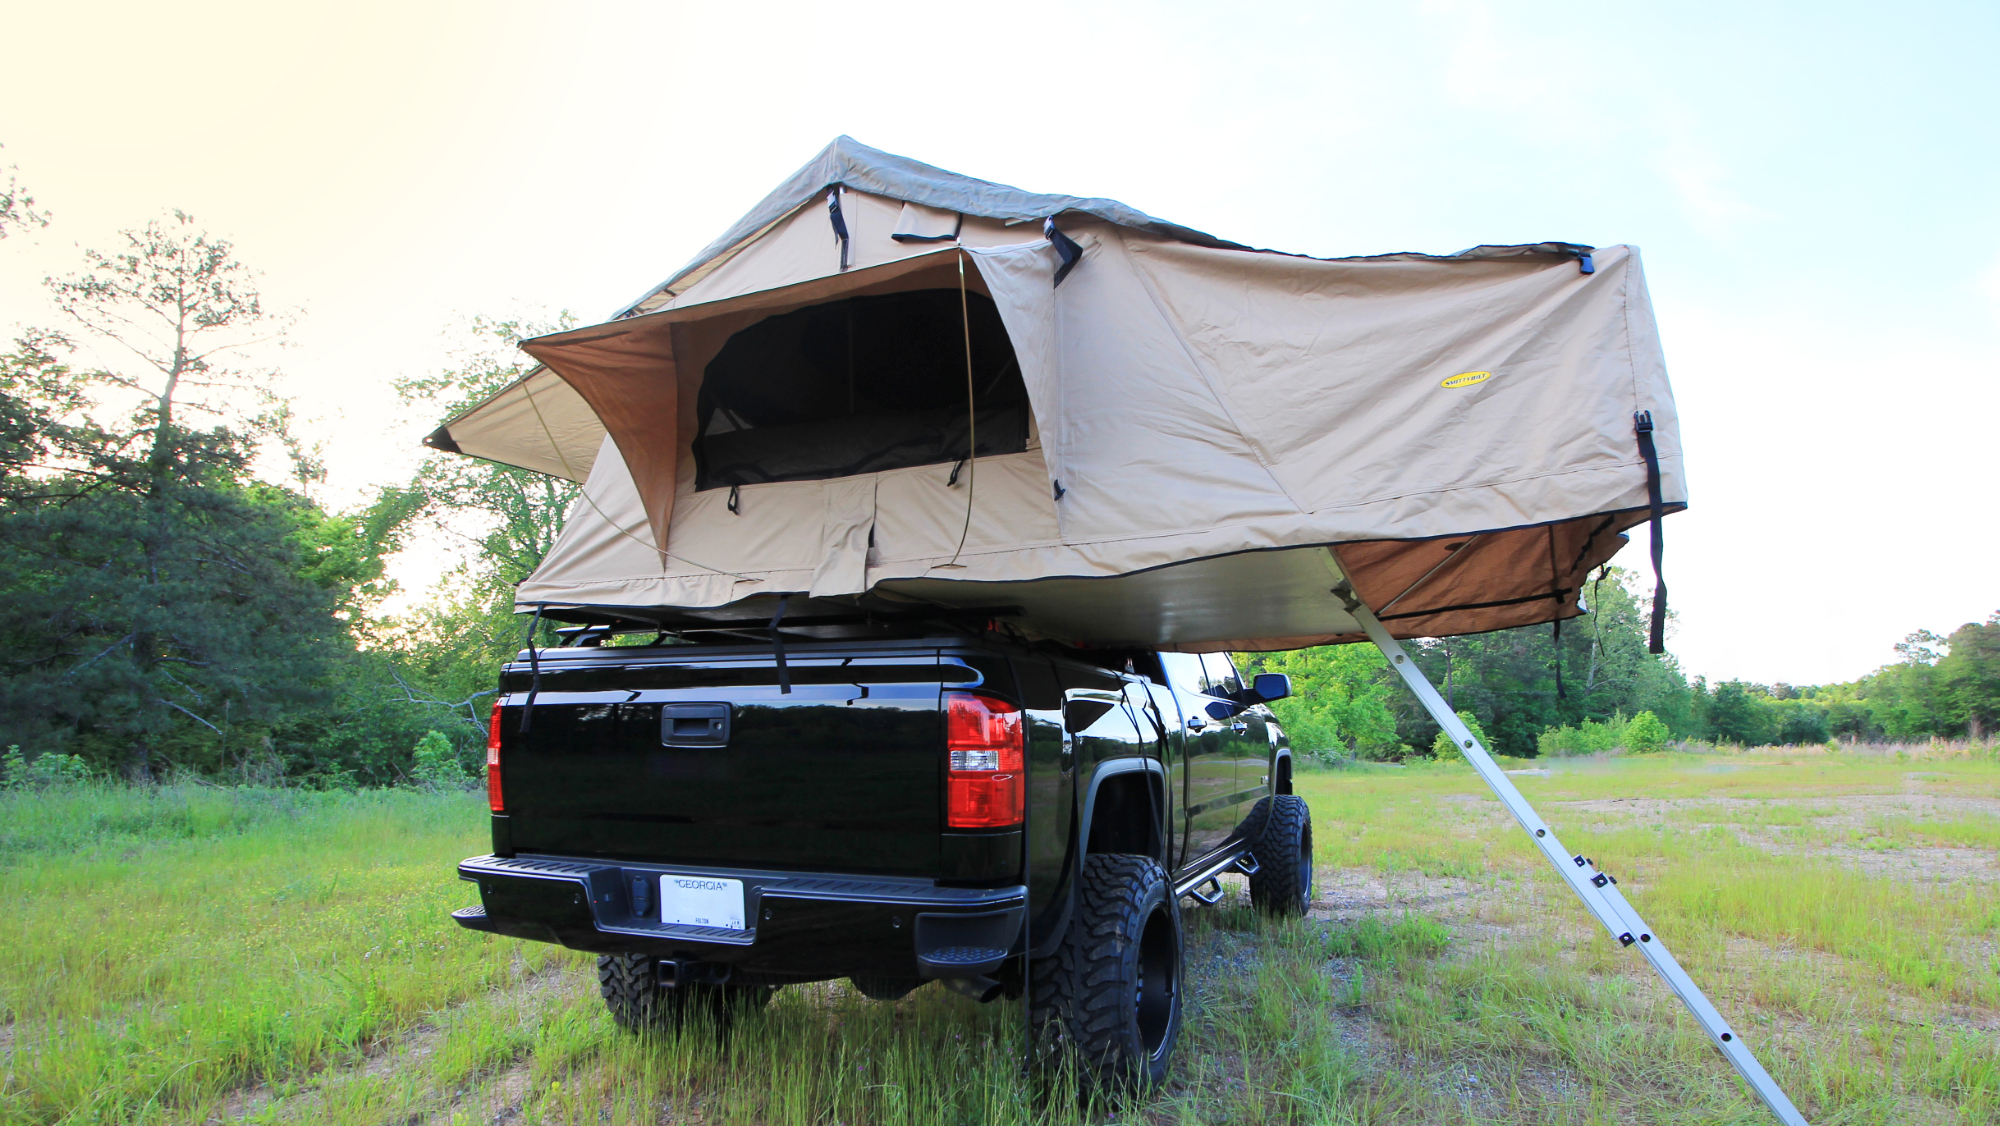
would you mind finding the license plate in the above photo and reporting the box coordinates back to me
[658,874,746,931]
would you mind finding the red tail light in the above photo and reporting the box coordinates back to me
[486,707,505,813]
[945,692,1024,828]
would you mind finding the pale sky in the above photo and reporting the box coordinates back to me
[2,0,1995,686]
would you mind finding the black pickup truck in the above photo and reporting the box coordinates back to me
[452,624,1310,1088]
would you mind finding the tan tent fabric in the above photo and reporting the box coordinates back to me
[517,326,680,550]
[647,189,1046,314]
[423,366,602,482]
[436,140,1685,649]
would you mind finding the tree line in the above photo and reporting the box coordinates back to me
[1243,569,2000,760]
[0,159,573,785]
[1,162,1993,782]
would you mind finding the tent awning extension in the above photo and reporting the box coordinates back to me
[428,137,1684,651]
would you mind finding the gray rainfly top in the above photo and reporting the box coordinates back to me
[428,137,1685,651]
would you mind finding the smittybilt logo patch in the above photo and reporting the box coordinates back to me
[1441,371,1491,389]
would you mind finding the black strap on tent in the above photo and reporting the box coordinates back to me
[727,484,740,515]
[517,604,546,735]
[1634,411,1668,654]
[1044,218,1082,287]
[827,188,850,272]
[769,594,792,695]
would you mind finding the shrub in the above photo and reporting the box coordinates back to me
[2,745,93,789]
[1624,710,1671,753]
[1430,710,1491,762]
[407,731,469,791]
[1539,713,1627,757]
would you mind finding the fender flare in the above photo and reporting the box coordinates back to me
[1076,756,1168,865]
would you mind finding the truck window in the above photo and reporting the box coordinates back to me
[1199,653,1243,697]
[1158,653,1213,700]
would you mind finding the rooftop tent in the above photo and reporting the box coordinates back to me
[430,137,1685,650]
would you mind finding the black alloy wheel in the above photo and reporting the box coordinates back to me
[1038,853,1184,1092]
[597,952,774,1033]
[1247,795,1314,916]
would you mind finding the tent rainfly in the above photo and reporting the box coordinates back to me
[429,137,1686,651]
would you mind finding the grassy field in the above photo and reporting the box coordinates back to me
[0,748,1994,1124]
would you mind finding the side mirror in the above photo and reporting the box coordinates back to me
[1204,699,1240,721]
[1253,673,1292,703]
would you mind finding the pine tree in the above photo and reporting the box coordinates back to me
[0,215,362,775]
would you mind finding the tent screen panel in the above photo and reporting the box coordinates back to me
[692,288,1029,490]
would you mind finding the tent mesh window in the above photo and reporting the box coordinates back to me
[693,289,1029,490]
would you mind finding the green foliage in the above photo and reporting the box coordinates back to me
[0,213,359,778]
[409,730,470,791]
[1624,709,1671,753]
[1539,712,1626,756]
[326,314,583,773]
[1529,609,1999,752]
[1706,680,1775,745]
[1537,709,1671,755]
[0,211,457,786]
[1428,708,1490,761]
[1394,567,1696,756]
[2,745,92,789]
[1242,568,1711,761]
[1938,613,2000,739]
[1795,616,1999,743]
[1237,643,1399,760]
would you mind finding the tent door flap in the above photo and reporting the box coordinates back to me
[809,477,878,597]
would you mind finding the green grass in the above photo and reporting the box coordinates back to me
[1,751,1995,1124]
[1287,752,2000,1123]
[0,784,560,1124]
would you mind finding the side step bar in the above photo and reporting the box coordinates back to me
[1174,845,1262,904]
[1336,580,1809,1126]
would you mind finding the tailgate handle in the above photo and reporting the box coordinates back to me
[660,703,731,748]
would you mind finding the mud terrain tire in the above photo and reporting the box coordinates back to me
[1247,795,1313,916]
[597,953,772,1032]
[1043,854,1183,1091]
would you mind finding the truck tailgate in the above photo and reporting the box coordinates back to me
[499,654,974,876]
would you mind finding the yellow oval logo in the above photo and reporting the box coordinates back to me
[1441,370,1491,389]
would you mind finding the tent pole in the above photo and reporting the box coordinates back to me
[1332,581,1809,1126]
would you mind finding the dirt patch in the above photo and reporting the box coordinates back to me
[1449,793,2000,884]
[465,1059,537,1125]
[1310,866,1496,923]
